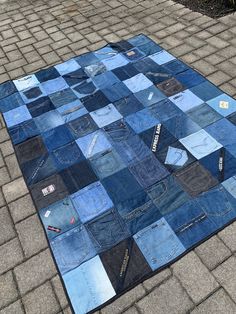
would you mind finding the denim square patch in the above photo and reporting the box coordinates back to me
[125,108,160,134]
[133,218,185,270]
[207,93,236,117]
[180,129,223,159]
[4,105,32,128]
[76,130,112,158]
[71,181,113,223]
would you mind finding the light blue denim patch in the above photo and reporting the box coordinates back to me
[54,59,81,75]
[41,77,69,95]
[102,53,129,70]
[13,74,39,91]
[133,217,186,270]
[134,85,166,107]
[92,71,120,89]
[169,90,204,112]
[4,105,32,128]
[222,176,236,198]
[71,181,114,223]
[34,110,64,132]
[149,50,176,65]
[165,146,188,166]
[180,129,223,159]
[125,108,160,134]
[62,256,116,314]
[76,130,112,158]
[39,196,80,240]
[50,225,97,275]
[207,93,236,117]
[90,104,123,128]
[123,73,153,93]
[56,100,87,123]
[94,46,118,61]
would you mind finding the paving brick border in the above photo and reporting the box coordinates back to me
[1,0,236,313]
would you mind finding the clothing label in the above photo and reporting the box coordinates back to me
[47,225,61,233]
[219,100,229,109]
[44,210,51,218]
[151,124,162,152]
[42,184,56,196]
[70,217,75,224]
[119,249,130,277]
[87,133,99,157]
[126,51,135,56]
[148,92,154,100]
[218,148,225,181]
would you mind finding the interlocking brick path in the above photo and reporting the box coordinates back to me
[0,0,236,313]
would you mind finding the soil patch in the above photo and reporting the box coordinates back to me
[173,0,236,18]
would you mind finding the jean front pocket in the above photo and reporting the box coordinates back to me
[134,218,185,269]
[51,225,95,273]
[191,136,218,155]
[72,182,111,221]
[198,186,233,217]
[104,121,132,142]
[53,142,82,165]
[147,180,168,201]
[86,209,129,250]
[93,105,112,117]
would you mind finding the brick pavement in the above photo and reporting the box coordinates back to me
[0,0,236,313]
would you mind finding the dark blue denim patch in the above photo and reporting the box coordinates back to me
[27,96,55,118]
[21,153,57,186]
[146,175,191,215]
[80,90,110,112]
[35,66,60,82]
[9,119,40,145]
[149,98,182,122]
[108,40,134,52]
[42,124,75,151]
[138,41,162,57]
[175,69,206,89]
[117,194,162,235]
[163,59,190,75]
[113,95,144,117]
[199,147,236,182]
[139,124,177,153]
[15,135,47,165]
[112,63,140,81]
[190,81,222,102]
[102,82,132,102]
[63,68,89,86]
[67,113,98,139]
[196,185,236,228]
[165,199,217,249]
[102,168,143,205]
[228,112,236,125]
[0,81,17,100]
[51,141,85,171]
[85,208,130,253]
[59,161,98,194]
[133,58,172,84]
[0,92,25,113]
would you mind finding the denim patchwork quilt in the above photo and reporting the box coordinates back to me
[1,34,236,314]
